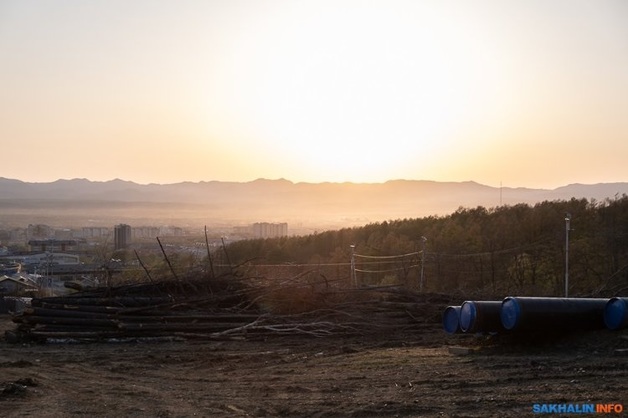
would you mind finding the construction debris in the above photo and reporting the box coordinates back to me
[7,275,452,344]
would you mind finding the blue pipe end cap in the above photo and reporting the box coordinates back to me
[604,298,627,330]
[459,302,477,333]
[443,306,461,334]
[501,297,521,330]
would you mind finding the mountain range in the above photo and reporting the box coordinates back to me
[1,177,627,230]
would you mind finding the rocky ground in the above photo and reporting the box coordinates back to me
[1,314,627,418]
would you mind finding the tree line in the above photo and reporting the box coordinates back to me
[222,196,628,298]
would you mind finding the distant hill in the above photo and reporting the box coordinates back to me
[1,177,627,230]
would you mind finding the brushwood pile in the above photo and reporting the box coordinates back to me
[6,274,454,344]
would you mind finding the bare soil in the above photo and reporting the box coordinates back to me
[1,315,626,418]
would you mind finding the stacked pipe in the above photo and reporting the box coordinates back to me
[604,297,628,330]
[442,306,462,334]
[500,297,607,332]
[459,301,505,333]
[442,296,628,334]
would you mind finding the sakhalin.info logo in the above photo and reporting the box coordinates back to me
[532,403,624,414]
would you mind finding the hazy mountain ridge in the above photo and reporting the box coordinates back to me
[1,177,626,207]
[1,178,627,228]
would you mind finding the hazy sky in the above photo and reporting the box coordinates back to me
[1,0,627,188]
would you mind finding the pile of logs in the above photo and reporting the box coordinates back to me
[8,275,259,343]
[7,276,453,343]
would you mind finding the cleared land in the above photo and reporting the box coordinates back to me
[1,312,627,417]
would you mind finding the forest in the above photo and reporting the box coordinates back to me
[222,196,628,299]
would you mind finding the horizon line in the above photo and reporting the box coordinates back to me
[2,176,626,190]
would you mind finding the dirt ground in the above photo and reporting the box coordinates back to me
[1,315,626,418]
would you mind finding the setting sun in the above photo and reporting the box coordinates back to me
[1,0,627,187]
[200,1,510,182]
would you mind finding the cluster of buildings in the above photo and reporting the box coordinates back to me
[231,222,289,239]
[0,248,100,302]
[0,221,290,303]
[0,223,167,302]
[1,223,186,245]
[1,222,289,248]
[252,222,288,239]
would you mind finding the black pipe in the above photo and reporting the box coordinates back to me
[604,297,628,330]
[442,306,461,334]
[500,297,609,332]
[459,301,504,333]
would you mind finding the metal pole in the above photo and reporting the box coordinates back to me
[420,236,427,292]
[564,213,571,297]
[350,244,357,288]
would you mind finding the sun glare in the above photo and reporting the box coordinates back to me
[200,1,508,183]
[3,1,627,186]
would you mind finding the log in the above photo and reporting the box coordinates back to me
[18,329,186,342]
[32,296,174,307]
[118,322,252,332]
[16,315,120,328]
[28,330,129,339]
[173,332,246,341]
[24,307,260,323]
[25,307,116,320]
[36,303,127,314]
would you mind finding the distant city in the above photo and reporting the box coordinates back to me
[1,221,289,248]
[0,221,288,306]
[3,177,628,308]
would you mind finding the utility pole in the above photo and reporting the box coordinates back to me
[420,236,428,292]
[350,244,357,288]
[564,213,571,297]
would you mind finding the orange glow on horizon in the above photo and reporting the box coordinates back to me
[0,1,627,189]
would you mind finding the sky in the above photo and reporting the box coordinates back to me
[1,0,627,189]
